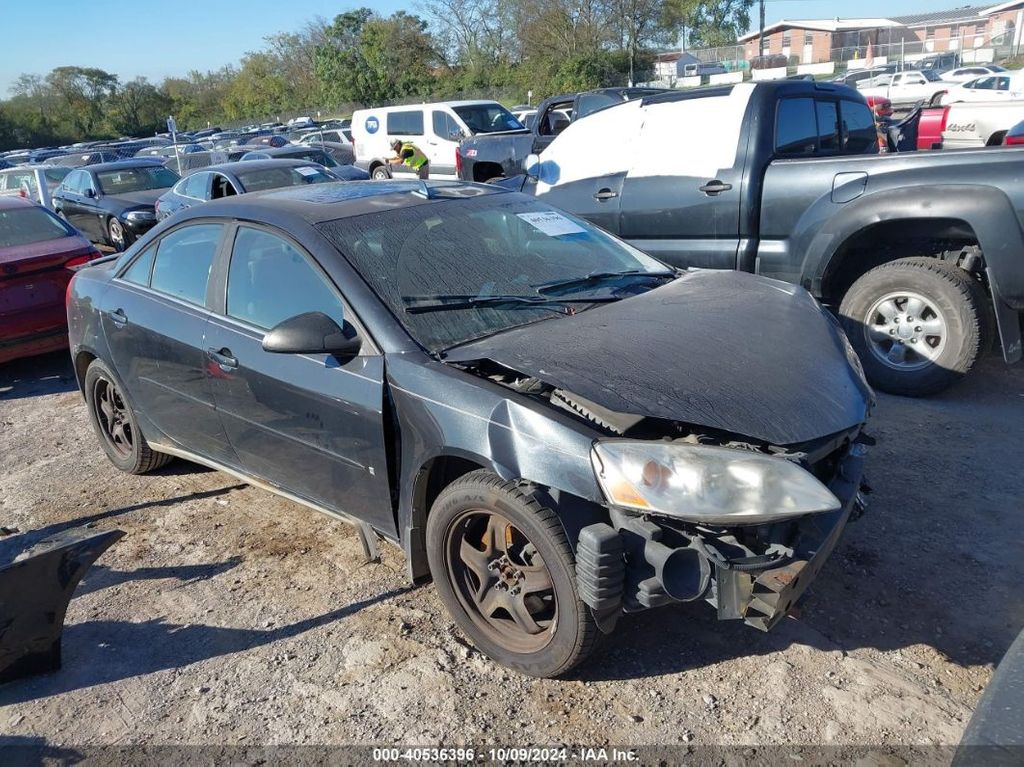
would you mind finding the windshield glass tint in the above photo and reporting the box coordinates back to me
[96,166,179,194]
[236,166,335,192]
[0,206,74,248]
[452,105,523,133]
[319,195,668,350]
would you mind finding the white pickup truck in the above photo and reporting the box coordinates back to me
[934,101,1024,148]
[860,69,953,108]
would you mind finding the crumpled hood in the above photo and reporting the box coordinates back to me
[445,270,873,446]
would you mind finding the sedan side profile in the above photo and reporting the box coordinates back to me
[68,181,871,677]
[53,160,180,251]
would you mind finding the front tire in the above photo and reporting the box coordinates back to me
[84,359,172,474]
[370,165,391,180]
[426,470,598,678]
[107,218,133,252]
[839,257,987,396]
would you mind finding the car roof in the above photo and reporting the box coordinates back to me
[0,196,43,210]
[179,179,506,226]
[79,159,168,173]
[187,158,321,175]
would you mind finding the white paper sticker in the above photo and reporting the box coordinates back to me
[295,166,320,177]
[517,211,586,237]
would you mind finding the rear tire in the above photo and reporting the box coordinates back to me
[839,257,987,396]
[426,470,598,678]
[84,359,172,474]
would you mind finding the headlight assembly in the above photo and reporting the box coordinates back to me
[591,441,840,524]
[124,210,155,222]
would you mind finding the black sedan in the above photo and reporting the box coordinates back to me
[67,181,871,677]
[53,160,180,251]
[154,159,339,220]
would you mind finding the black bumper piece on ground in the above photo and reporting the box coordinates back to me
[0,526,124,684]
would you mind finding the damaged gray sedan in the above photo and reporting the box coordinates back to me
[67,180,872,677]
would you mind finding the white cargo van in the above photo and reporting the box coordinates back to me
[351,100,522,179]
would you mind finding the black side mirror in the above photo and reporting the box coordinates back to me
[85,188,96,198]
[262,311,362,357]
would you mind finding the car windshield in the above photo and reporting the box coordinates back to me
[96,166,179,194]
[287,150,339,168]
[920,69,943,81]
[236,166,336,191]
[44,167,72,184]
[318,193,672,351]
[0,206,74,248]
[452,104,524,134]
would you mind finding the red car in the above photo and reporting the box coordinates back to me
[0,197,101,364]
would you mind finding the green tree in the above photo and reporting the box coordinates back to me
[45,66,119,136]
[684,0,752,48]
[109,78,173,136]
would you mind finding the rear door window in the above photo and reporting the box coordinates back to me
[149,223,223,306]
[387,110,424,136]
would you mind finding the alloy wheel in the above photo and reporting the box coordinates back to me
[108,219,126,251]
[864,290,947,371]
[91,376,133,458]
[444,510,557,654]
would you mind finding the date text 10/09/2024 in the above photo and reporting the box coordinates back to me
[372,747,640,762]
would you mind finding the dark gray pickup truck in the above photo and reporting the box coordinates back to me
[457,87,665,184]
[505,79,1024,396]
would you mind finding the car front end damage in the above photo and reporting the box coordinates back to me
[576,428,869,633]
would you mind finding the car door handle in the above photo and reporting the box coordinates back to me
[108,308,128,327]
[699,180,733,195]
[207,347,238,370]
[593,188,619,201]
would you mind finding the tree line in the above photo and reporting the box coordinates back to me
[0,0,751,151]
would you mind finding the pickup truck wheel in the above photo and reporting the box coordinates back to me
[839,258,985,396]
[84,359,172,474]
[426,470,599,678]
[370,165,391,180]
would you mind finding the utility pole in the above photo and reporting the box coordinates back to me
[759,0,766,56]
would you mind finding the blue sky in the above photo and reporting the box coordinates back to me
[2,0,954,96]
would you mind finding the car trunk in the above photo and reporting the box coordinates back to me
[0,236,97,348]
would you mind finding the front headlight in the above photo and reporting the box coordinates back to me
[124,210,155,222]
[591,441,840,524]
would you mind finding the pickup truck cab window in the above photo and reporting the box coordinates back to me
[777,98,877,157]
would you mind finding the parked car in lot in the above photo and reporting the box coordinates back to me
[297,129,350,146]
[52,150,121,168]
[1003,118,1024,145]
[237,145,367,178]
[53,160,180,251]
[353,100,524,179]
[942,64,1007,82]
[67,179,871,677]
[860,69,953,107]
[244,134,291,148]
[457,88,666,183]
[0,197,101,364]
[504,79,1024,395]
[0,165,72,209]
[940,71,1024,104]
[154,159,339,220]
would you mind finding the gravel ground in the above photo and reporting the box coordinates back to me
[1,350,1021,761]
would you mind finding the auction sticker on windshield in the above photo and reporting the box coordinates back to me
[295,166,320,177]
[517,211,586,237]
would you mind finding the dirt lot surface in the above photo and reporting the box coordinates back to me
[1,350,1022,760]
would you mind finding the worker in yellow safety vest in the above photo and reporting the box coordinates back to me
[389,139,429,179]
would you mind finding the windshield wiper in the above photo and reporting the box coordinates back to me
[402,294,618,314]
[533,269,676,295]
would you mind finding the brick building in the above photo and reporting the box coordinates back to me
[739,2,1024,64]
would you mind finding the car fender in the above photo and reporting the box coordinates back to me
[796,184,1024,310]
[385,356,604,580]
